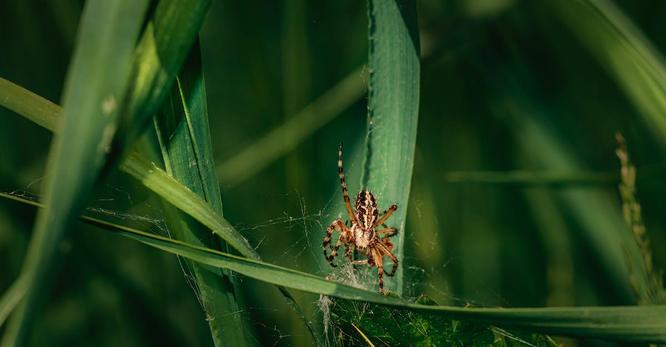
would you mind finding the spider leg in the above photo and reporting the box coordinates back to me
[344,246,353,261]
[338,143,358,224]
[352,259,368,265]
[372,204,397,228]
[323,219,346,267]
[328,235,347,267]
[377,242,398,277]
[376,227,398,237]
[372,249,387,295]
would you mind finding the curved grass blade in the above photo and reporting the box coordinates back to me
[0,77,319,345]
[547,0,666,146]
[121,154,259,259]
[0,76,258,259]
[361,0,420,295]
[2,191,666,343]
[153,43,252,346]
[1,1,149,345]
[0,276,27,328]
[93,223,666,344]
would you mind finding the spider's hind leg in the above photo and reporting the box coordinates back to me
[323,219,346,267]
[372,249,388,295]
[344,246,353,261]
[377,242,398,277]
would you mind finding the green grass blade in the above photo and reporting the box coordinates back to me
[547,0,666,146]
[91,222,666,344]
[0,79,59,131]
[0,1,148,345]
[0,76,258,259]
[0,77,319,345]
[361,0,420,295]
[110,0,212,168]
[0,276,27,328]
[121,154,259,259]
[217,66,367,187]
[153,43,251,346]
[0,78,59,132]
[2,191,666,343]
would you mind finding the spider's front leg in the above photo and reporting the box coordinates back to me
[377,227,397,238]
[323,218,348,267]
[372,204,397,228]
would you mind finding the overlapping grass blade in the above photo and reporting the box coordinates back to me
[121,155,259,258]
[2,191,666,344]
[361,0,420,295]
[0,2,148,345]
[0,77,319,345]
[108,0,212,169]
[153,43,251,346]
[547,0,666,146]
[0,76,258,259]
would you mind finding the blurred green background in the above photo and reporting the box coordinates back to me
[2,0,666,345]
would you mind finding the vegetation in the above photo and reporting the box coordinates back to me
[1,0,666,345]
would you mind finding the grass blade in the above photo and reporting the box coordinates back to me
[3,190,666,344]
[153,43,252,346]
[0,76,257,258]
[1,1,148,345]
[361,0,420,295]
[121,154,259,258]
[109,0,212,169]
[0,79,59,131]
[0,77,320,345]
[0,277,27,328]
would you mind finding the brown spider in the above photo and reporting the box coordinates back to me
[323,143,399,294]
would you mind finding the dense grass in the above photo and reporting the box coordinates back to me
[2,0,666,346]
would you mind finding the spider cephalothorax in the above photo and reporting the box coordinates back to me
[323,143,398,294]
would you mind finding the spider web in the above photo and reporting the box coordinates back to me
[1,176,526,346]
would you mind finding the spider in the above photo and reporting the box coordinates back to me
[323,143,399,295]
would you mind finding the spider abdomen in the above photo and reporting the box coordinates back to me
[354,190,379,229]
